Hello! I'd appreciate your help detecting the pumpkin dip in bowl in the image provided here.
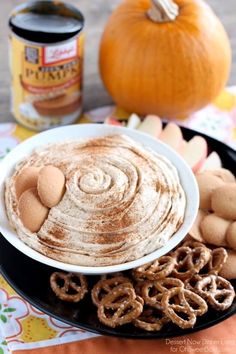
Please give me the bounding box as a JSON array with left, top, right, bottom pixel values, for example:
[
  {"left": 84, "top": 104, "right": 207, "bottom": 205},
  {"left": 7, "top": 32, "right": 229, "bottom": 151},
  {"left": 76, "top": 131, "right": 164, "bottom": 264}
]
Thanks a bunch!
[{"left": 0, "top": 124, "right": 198, "bottom": 274}]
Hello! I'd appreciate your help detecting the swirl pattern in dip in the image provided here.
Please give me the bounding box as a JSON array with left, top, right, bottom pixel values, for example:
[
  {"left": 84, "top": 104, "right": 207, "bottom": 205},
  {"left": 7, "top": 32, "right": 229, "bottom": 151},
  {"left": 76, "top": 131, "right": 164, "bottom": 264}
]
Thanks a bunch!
[{"left": 5, "top": 134, "right": 186, "bottom": 266}]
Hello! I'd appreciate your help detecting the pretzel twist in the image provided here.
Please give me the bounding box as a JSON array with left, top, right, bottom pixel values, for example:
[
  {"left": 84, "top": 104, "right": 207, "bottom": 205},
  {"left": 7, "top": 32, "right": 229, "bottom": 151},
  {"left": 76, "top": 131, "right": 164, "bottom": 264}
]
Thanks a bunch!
[
  {"left": 199, "top": 248, "right": 228, "bottom": 276},
  {"left": 141, "top": 278, "right": 184, "bottom": 310},
  {"left": 195, "top": 275, "right": 235, "bottom": 310},
  {"left": 162, "top": 287, "right": 208, "bottom": 329},
  {"left": 132, "top": 256, "right": 176, "bottom": 281},
  {"left": 50, "top": 272, "right": 88, "bottom": 302},
  {"left": 97, "top": 285, "right": 143, "bottom": 328},
  {"left": 91, "top": 276, "right": 131, "bottom": 307},
  {"left": 171, "top": 245, "right": 211, "bottom": 280}
]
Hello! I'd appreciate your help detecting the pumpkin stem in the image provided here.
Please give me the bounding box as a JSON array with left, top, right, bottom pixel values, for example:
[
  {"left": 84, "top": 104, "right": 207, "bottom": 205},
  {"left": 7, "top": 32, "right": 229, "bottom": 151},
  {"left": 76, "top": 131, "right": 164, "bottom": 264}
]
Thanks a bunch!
[{"left": 147, "top": 0, "right": 179, "bottom": 22}]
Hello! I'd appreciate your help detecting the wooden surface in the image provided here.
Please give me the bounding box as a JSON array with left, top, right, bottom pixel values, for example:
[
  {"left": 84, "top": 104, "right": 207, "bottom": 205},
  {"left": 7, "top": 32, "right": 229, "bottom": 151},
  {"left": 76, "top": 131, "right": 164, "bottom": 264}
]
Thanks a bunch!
[{"left": 0, "top": 0, "right": 236, "bottom": 123}]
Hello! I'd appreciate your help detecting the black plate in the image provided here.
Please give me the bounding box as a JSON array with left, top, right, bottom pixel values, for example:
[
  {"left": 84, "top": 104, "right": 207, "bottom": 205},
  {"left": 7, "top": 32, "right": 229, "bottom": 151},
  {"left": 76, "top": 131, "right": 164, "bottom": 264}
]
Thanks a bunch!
[{"left": 0, "top": 126, "right": 236, "bottom": 339}]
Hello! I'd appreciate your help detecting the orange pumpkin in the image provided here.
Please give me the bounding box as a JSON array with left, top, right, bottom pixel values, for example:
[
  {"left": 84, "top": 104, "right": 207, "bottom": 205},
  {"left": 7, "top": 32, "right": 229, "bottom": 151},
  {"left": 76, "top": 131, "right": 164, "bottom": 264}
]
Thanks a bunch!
[{"left": 99, "top": 0, "right": 231, "bottom": 118}]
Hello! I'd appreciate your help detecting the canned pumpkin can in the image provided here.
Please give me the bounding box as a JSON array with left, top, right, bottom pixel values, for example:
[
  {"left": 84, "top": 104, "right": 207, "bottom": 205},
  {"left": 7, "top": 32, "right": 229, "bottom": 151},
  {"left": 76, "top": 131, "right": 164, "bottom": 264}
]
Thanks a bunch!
[{"left": 9, "top": 1, "right": 84, "bottom": 131}]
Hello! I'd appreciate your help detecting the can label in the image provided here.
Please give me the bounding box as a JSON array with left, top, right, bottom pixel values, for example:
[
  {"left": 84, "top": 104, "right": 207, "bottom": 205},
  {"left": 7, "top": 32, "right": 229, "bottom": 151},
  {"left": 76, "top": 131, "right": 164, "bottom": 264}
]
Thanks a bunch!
[{"left": 9, "top": 33, "right": 84, "bottom": 131}]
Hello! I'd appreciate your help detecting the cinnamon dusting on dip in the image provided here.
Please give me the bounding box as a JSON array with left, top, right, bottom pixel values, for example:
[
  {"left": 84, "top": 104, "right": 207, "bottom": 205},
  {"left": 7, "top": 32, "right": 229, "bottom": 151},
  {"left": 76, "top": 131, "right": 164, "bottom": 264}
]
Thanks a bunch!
[{"left": 5, "top": 134, "right": 186, "bottom": 266}]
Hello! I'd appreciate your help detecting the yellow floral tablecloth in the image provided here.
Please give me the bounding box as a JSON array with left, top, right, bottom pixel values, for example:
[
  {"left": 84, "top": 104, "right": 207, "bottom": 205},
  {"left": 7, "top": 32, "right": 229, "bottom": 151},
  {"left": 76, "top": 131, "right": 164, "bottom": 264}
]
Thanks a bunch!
[{"left": 0, "top": 87, "right": 236, "bottom": 353}]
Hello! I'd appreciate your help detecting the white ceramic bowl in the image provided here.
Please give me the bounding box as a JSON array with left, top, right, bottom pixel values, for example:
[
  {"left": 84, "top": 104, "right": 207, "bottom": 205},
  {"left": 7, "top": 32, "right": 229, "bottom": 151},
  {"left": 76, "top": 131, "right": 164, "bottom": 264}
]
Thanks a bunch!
[{"left": 0, "top": 124, "right": 199, "bottom": 274}]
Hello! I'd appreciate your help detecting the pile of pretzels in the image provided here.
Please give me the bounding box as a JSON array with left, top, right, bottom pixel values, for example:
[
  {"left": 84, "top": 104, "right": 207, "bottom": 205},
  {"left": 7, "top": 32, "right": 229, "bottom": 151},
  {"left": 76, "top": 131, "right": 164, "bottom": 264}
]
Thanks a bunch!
[{"left": 50, "top": 239, "right": 235, "bottom": 331}]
